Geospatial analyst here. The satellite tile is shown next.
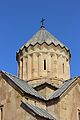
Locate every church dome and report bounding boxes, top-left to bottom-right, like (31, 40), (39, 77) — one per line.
(17, 26), (70, 85)
(21, 27), (69, 51)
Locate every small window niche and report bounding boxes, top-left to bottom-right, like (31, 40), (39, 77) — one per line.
(0, 105), (3, 120)
(63, 63), (64, 74)
(44, 59), (46, 70)
(78, 111), (80, 120)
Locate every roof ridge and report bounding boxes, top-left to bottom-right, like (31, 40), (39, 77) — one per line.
(1, 70), (18, 78)
(1, 71), (46, 100)
(48, 77), (78, 100)
(21, 101), (58, 120)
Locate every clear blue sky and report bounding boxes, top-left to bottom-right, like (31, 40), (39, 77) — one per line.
(0, 0), (80, 78)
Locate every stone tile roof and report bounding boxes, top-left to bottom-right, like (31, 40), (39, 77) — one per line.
(0, 71), (78, 101)
(48, 77), (78, 100)
(0, 71), (46, 100)
(21, 27), (69, 50)
(21, 101), (58, 120)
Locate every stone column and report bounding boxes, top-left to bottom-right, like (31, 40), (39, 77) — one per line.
(52, 54), (58, 78)
(68, 60), (70, 79)
(19, 59), (23, 79)
(32, 53), (38, 78)
(39, 53), (43, 77)
(23, 57), (27, 80)
(47, 53), (51, 77)
(18, 61), (20, 78)
(58, 55), (63, 79)
(63, 57), (66, 79)
(66, 58), (70, 79)
(28, 54), (32, 80)
(0, 108), (1, 120)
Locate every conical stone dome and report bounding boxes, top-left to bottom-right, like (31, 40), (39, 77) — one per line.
(21, 27), (68, 50)
(17, 26), (70, 86)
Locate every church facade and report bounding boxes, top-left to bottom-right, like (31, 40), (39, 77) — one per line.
(0, 24), (80, 120)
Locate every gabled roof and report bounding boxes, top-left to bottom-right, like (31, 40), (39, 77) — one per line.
(21, 101), (58, 120)
(33, 81), (59, 89)
(20, 27), (69, 50)
(48, 77), (78, 100)
(0, 71), (46, 100)
(0, 71), (79, 101)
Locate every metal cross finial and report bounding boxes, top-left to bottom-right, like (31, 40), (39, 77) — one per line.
(41, 18), (45, 27)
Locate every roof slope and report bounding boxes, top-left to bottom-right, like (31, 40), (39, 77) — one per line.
(0, 71), (78, 101)
(21, 27), (68, 50)
(0, 71), (45, 100)
(48, 77), (78, 100)
(21, 101), (58, 120)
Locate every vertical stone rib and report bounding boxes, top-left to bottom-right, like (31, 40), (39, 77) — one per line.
(28, 55), (32, 80)
(32, 53), (38, 78)
(51, 54), (54, 78)
(18, 61), (20, 78)
(63, 57), (66, 79)
(58, 55), (63, 79)
(66, 58), (70, 79)
(23, 57), (27, 80)
(39, 53), (43, 77)
(19, 60), (23, 79)
(47, 53), (51, 77)
(52, 54), (58, 78)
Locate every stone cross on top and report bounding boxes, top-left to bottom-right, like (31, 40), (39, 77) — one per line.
(41, 18), (45, 28)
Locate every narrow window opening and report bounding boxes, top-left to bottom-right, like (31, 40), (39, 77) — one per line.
(0, 105), (3, 120)
(44, 60), (46, 70)
(78, 112), (80, 120)
(63, 63), (64, 73)
(34, 101), (36, 105)
(26, 98), (28, 100)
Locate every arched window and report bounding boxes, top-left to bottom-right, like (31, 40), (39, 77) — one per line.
(63, 63), (64, 73)
(44, 59), (46, 70)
